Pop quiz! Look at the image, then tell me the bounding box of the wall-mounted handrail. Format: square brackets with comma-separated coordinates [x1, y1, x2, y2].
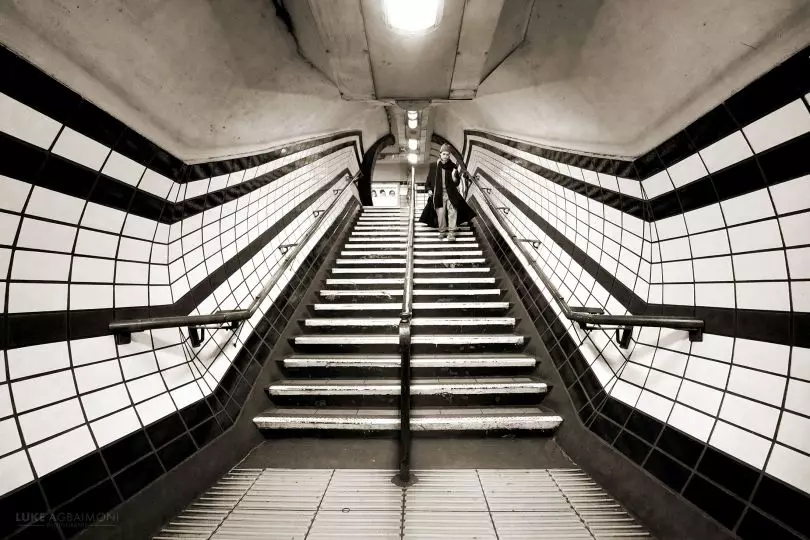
[110, 172, 362, 345]
[395, 165, 416, 486]
[467, 171, 704, 343]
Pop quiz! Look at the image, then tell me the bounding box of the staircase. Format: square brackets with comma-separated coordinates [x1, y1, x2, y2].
[253, 205, 563, 433]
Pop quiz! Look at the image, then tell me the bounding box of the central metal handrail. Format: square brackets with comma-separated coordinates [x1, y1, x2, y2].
[467, 170, 704, 343]
[110, 171, 361, 346]
[395, 165, 416, 486]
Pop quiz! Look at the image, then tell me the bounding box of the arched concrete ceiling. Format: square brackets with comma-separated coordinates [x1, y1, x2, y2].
[435, 0, 810, 157]
[0, 0, 389, 162]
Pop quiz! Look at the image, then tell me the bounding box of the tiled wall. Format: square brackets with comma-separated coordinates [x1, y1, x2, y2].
[0, 47, 362, 539]
[460, 46, 810, 540]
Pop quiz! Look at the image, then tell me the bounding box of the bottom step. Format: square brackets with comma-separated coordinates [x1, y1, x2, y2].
[253, 407, 563, 431]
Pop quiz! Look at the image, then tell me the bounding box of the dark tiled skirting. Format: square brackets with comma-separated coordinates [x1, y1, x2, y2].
[0, 201, 359, 540]
[474, 201, 810, 540]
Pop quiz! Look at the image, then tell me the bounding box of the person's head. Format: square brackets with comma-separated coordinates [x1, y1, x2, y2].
[439, 144, 452, 163]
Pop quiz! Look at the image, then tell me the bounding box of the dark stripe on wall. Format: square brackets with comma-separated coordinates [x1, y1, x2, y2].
[467, 130, 810, 222]
[474, 202, 810, 540]
[0, 46, 363, 183]
[476, 169, 805, 347]
[0, 201, 359, 540]
[1, 170, 350, 350]
[0, 130, 357, 224]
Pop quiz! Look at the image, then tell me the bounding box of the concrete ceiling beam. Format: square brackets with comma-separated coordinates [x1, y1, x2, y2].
[449, 0, 506, 99]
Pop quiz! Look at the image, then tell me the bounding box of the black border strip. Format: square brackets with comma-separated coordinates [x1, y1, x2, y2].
[476, 169, 804, 347]
[1, 169, 350, 350]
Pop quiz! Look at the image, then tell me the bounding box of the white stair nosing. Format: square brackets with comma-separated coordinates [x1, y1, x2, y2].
[414, 258, 487, 264]
[340, 251, 408, 256]
[331, 267, 491, 274]
[324, 277, 495, 284]
[336, 259, 407, 265]
[301, 317, 515, 328]
[415, 250, 483, 256]
[344, 244, 407, 249]
[313, 302, 508, 311]
[293, 334, 524, 345]
[282, 354, 536, 368]
[268, 379, 547, 396]
[318, 289, 502, 297]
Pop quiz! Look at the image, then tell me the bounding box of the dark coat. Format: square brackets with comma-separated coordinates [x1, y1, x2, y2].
[418, 160, 476, 227]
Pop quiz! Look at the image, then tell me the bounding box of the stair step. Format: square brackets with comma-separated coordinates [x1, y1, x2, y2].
[324, 277, 495, 285]
[293, 334, 526, 346]
[336, 258, 407, 265]
[253, 407, 563, 431]
[340, 250, 408, 256]
[318, 289, 502, 297]
[414, 250, 483, 256]
[302, 318, 516, 329]
[312, 302, 510, 311]
[413, 243, 479, 248]
[331, 267, 491, 274]
[282, 353, 537, 369]
[344, 243, 407, 249]
[414, 258, 487, 265]
[268, 377, 546, 396]
[350, 231, 475, 237]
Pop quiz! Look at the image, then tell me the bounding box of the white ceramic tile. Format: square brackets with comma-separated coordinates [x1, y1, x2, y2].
[16, 218, 76, 252]
[779, 211, 810, 247]
[11, 370, 77, 413]
[171, 382, 204, 409]
[692, 256, 732, 282]
[765, 444, 810, 494]
[667, 154, 708, 188]
[653, 215, 688, 240]
[644, 369, 681, 399]
[0, 212, 20, 245]
[785, 379, 810, 416]
[69, 337, 117, 368]
[138, 169, 174, 199]
[28, 425, 96, 476]
[727, 219, 783, 253]
[685, 356, 729, 389]
[0, 418, 22, 456]
[8, 282, 67, 312]
[102, 151, 146, 186]
[120, 351, 158, 380]
[719, 394, 780, 438]
[699, 131, 754, 173]
[775, 412, 810, 455]
[791, 346, 810, 380]
[135, 393, 175, 426]
[11, 250, 71, 281]
[769, 175, 810, 215]
[75, 229, 119, 258]
[72, 256, 115, 283]
[688, 231, 730, 257]
[735, 281, 790, 311]
[0, 93, 61, 149]
[116, 261, 150, 284]
[676, 380, 722, 415]
[733, 250, 787, 281]
[123, 213, 159, 240]
[91, 407, 142, 447]
[81, 202, 126, 233]
[661, 260, 693, 283]
[658, 237, 691, 261]
[721, 189, 775, 226]
[610, 379, 642, 406]
[651, 348, 689, 376]
[74, 359, 123, 393]
[787, 247, 810, 279]
[81, 384, 132, 421]
[0, 450, 35, 496]
[667, 404, 714, 442]
[695, 283, 735, 308]
[162, 364, 195, 390]
[25, 187, 85, 224]
[732, 338, 790, 375]
[118, 237, 152, 263]
[690, 334, 734, 363]
[0, 174, 32, 212]
[684, 204, 725, 234]
[115, 285, 149, 308]
[743, 99, 810, 153]
[709, 421, 771, 468]
[70, 284, 114, 310]
[663, 283, 693, 306]
[7, 342, 70, 380]
[126, 373, 166, 403]
[0, 385, 11, 416]
[727, 366, 786, 407]
[52, 127, 110, 170]
[18, 398, 85, 444]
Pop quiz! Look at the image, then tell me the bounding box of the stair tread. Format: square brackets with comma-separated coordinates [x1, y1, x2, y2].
[312, 302, 510, 310]
[292, 334, 526, 344]
[257, 407, 558, 417]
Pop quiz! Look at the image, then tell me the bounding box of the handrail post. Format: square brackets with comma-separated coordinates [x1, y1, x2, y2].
[394, 165, 416, 486]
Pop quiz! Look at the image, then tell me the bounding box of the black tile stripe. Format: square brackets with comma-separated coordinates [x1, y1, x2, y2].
[474, 169, 795, 346]
[2, 169, 350, 349]
[0, 201, 358, 540]
[0, 130, 356, 224]
[0, 46, 363, 184]
[466, 131, 810, 222]
[474, 205, 810, 540]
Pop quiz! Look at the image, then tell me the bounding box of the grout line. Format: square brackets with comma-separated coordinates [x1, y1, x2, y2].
[475, 469, 501, 540]
[203, 468, 264, 540]
[303, 469, 336, 540]
[547, 469, 598, 540]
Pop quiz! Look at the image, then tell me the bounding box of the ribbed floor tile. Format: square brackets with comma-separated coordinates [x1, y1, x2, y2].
[403, 512, 496, 539]
[308, 511, 401, 539]
[320, 470, 402, 511]
[405, 470, 487, 511]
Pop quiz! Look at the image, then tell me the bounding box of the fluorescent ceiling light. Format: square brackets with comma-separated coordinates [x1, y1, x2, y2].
[408, 139, 417, 150]
[407, 153, 418, 164]
[408, 118, 417, 129]
[384, 0, 441, 33]
[407, 110, 418, 119]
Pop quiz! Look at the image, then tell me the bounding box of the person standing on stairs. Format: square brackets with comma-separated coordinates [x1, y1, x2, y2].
[419, 143, 476, 241]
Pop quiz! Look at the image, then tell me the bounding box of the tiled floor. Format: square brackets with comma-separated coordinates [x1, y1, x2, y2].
[155, 468, 652, 539]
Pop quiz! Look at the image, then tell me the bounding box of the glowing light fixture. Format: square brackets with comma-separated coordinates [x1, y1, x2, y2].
[408, 138, 417, 150]
[407, 110, 418, 119]
[384, 0, 441, 32]
[408, 118, 417, 129]
[407, 153, 418, 164]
